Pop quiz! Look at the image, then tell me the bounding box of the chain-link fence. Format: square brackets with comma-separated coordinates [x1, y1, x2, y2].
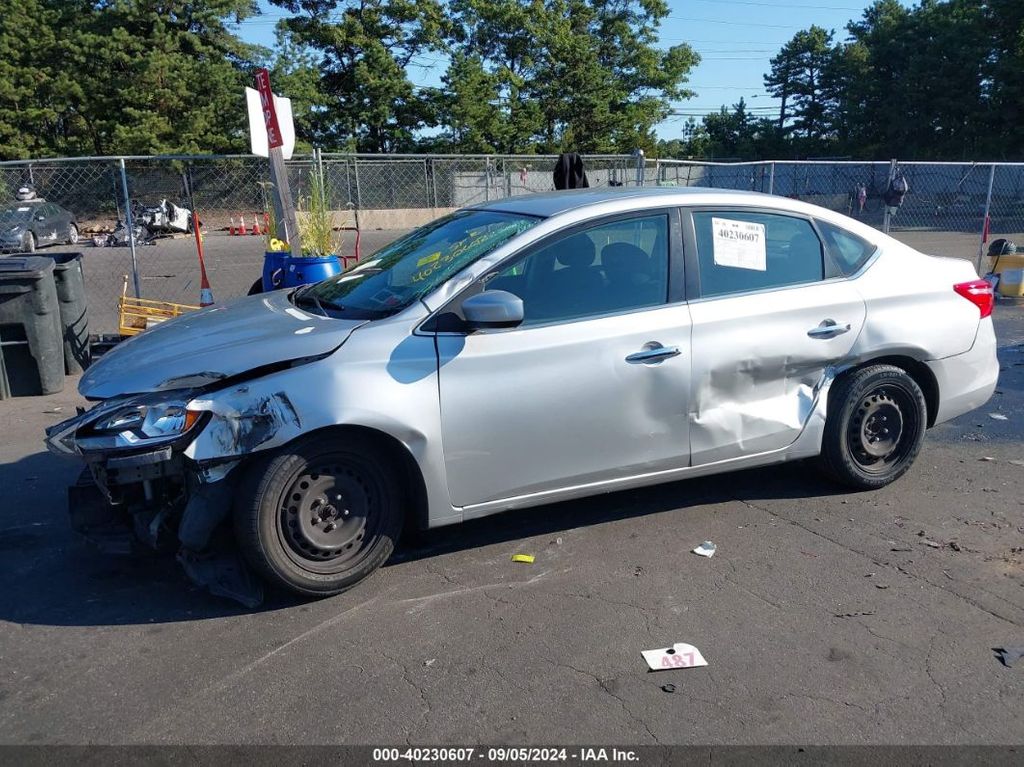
[2, 153, 1023, 333]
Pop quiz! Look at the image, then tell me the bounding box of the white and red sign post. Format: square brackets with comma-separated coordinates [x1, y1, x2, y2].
[250, 69, 301, 258]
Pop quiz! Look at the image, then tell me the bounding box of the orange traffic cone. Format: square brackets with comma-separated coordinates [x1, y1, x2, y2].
[251, 211, 262, 236]
[199, 261, 214, 307]
[228, 216, 237, 236]
[192, 210, 214, 307]
[238, 213, 247, 236]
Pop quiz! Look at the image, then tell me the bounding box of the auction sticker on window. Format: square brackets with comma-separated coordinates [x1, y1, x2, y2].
[711, 216, 766, 271]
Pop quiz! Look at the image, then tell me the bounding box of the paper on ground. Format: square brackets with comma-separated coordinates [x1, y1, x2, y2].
[693, 541, 716, 558]
[642, 643, 708, 671]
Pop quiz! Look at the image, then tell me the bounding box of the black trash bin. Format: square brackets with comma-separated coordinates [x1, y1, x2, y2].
[0, 256, 64, 396]
[0, 343, 9, 400]
[47, 252, 90, 374]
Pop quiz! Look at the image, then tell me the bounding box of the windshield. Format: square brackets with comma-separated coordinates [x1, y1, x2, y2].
[0, 206, 34, 226]
[295, 210, 539, 319]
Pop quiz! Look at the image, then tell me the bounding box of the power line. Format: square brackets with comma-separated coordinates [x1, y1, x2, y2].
[237, 12, 807, 32]
[665, 16, 806, 29]
[687, 85, 771, 90]
[688, 0, 859, 10]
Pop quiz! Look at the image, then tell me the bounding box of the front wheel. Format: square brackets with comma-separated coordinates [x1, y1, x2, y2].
[817, 364, 927, 490]
[234, 434, 404, 597]
[23, 231, 36, 253]
[67, 223, 79, 245]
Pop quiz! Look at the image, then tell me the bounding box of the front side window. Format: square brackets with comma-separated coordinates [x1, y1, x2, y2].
[693, 211, 824, 298]
[484, 214, 670, 326]
[297, 210, 538, 319]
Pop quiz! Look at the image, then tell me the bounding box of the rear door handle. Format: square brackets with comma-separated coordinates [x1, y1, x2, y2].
[807, 320, 851, 339]
[625, 344, 681, 364]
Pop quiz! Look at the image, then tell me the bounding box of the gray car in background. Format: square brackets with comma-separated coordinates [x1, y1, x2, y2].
[45, 188, 998, 604]
[0, 200, 79, 252]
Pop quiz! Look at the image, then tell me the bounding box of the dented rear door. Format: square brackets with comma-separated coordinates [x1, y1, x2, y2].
[684, 208, 866, 465]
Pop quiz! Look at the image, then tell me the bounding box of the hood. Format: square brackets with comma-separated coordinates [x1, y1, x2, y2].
[80, 290, 365, 399]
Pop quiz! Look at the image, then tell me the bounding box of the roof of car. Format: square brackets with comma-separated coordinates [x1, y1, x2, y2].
[472, 186, 773, 218]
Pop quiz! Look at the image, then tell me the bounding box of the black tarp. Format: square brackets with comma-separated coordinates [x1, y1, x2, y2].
[553, 152, 590, 190]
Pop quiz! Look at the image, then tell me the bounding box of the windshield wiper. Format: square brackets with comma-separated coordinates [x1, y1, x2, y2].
[295, 287, 344, 316]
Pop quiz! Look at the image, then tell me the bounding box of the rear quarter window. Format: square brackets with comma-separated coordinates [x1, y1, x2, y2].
[816, 219, 877, 275]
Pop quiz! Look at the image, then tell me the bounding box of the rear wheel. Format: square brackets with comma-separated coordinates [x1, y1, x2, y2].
[246, 277, 263, 295]
[23, 231, 36, 253]
[234, 434, 404, 597]
[817, 364, 927, 490]
[67, 223, 79, 245]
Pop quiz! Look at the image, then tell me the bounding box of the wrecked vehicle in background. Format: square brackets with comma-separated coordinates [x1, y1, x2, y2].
[133, 198, 192, 234]
[46, 188, 998, 605]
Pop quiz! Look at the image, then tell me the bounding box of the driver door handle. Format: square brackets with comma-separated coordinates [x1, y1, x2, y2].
[625, 344, 681, 364]
[807, 320, 851, 339]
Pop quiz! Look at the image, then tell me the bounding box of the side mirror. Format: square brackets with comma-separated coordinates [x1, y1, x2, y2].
[462, 290, 524, 330]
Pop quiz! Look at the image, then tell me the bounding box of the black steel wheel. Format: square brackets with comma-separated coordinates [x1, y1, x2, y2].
[235, 434, 404, 597]
[278, 457, 384, 573]
[817, 364, 927, 490]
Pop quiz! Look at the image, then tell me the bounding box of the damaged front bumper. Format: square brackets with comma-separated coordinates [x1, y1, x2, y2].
[45, 398, 263, 606]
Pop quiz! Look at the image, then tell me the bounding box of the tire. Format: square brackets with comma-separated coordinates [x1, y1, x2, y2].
[23, 231, 36, 253]
[817, 364, 927, 490]
[67, 223, 79, 245]
[234, 433, 404, 597]
[246, 277, 263, 296]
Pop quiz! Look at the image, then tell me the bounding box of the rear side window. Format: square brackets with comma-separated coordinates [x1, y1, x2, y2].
[693, 211, 824, 298]
[816, 219, 876, 275]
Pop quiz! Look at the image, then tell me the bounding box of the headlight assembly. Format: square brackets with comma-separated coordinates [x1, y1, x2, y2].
[45, 390, 206, 455]
[92, 399, 201, 439]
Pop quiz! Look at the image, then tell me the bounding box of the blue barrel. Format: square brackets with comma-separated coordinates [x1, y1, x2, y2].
[261, 253, 342, 292]
[282, 254, 342, 288]
[261, 250, 289, 292]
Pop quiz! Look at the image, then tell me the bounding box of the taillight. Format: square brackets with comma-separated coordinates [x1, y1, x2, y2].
[954, 279, 994, 318]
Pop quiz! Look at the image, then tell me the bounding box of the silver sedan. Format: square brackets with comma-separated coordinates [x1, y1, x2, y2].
[46, 188, 998, 602]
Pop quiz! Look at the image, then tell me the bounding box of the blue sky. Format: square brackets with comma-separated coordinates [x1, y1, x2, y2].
[234, 0, 912, 140]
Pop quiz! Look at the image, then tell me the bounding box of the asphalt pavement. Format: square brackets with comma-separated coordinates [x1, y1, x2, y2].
[0, 308, 1021, 746]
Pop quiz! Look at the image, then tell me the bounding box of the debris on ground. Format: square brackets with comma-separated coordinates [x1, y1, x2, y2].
[692, 541, 716, 558]
[510, 553, 535, 564]
[660, 683, 677, 693]
[834, 611, 875, 618]
[875, 584, 890, 589]
[979, 456, 995, 462]
[989, 413, 1008, 421]
[642, 643, 708, 671]
[994, 646, 1024, 668]
[1009, 460, 1024, 468]
[424, 659, 436, 667]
